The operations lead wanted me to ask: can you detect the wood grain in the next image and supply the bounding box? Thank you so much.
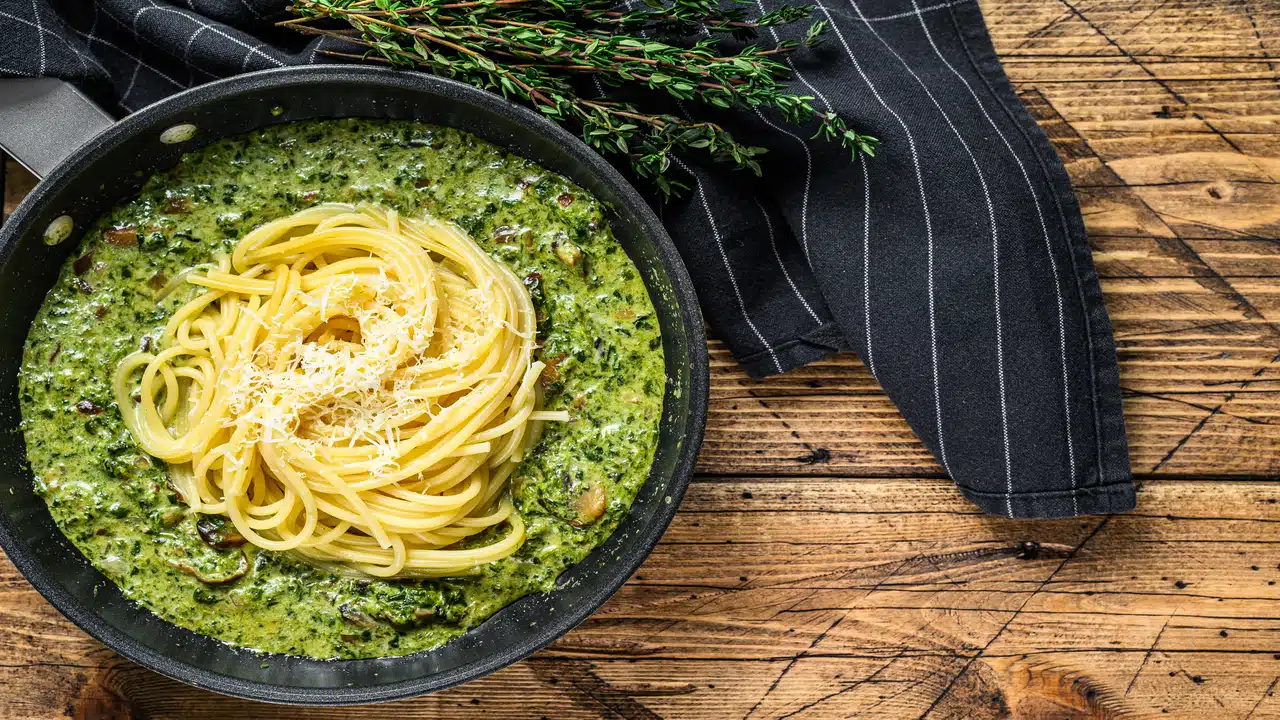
[5,480,1280,718]
[3,0,1280,716]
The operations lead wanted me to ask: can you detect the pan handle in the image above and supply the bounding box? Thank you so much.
[0,79,115,180]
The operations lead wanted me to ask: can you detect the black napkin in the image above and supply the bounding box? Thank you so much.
[0,0,1136,518]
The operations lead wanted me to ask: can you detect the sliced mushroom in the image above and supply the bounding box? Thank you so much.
[553,241,583,268]
[169,550,249,584]
[196,515,246,549]
[104,227,138,247]
[340,603,380,629]
[164,195,193,214]
[494,225,532,245]
[539,354,567,387]
[75,400,104,415]
[72,252,94,275]
[572,484,607,527]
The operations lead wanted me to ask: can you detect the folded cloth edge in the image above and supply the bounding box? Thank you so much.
[959,481,1137,518]
[736,321,847,380]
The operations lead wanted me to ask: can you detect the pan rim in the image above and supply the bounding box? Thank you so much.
[0,65,708,705]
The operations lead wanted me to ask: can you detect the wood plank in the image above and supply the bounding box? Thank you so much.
[2,479,1280,717]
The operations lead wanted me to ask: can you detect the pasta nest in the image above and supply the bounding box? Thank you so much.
[114,204,564,577]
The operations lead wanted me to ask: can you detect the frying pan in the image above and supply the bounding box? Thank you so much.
[0,66,708,704]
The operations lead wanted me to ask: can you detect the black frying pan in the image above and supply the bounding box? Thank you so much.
[0,65,708,704]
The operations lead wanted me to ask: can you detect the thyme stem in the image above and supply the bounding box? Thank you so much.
[286,0,878,198]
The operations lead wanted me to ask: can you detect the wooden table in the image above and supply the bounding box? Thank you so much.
[3,0,1280,716]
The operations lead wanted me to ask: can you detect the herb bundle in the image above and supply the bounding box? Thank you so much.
[284,0,878,197]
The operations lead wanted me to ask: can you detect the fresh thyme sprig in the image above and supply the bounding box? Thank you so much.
[285,0,878,198]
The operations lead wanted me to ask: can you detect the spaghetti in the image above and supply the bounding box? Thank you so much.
[113,204,566,578]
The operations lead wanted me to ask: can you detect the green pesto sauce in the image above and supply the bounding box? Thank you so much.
[18,119,663,659]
